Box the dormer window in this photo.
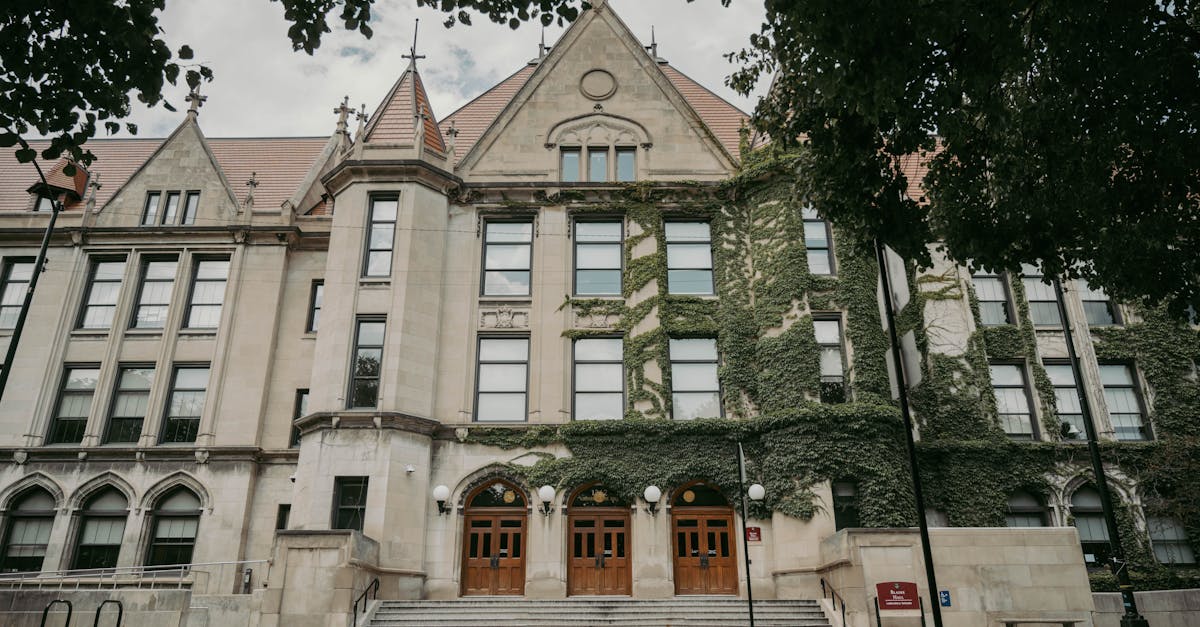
[551,115,648,183]
[141,191,200,226]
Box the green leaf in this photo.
[178,44,194,60]
[14,147,35,163]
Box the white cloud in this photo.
[125,0,767,139]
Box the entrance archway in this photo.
[670,481,738,595]
[566,484,631,596]
[461,479,527,596]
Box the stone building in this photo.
[0,2,1195,625]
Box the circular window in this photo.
[580,69,617,101]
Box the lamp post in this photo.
[737,443,764,627]
[537,485,556,515]
[643,485,662,516]
[433,485,450,515]
[1051,280,1148,627]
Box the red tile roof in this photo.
[0,136,327,214]
[659,65,750,161]
[440,64,537,166]
[365,68,447,154]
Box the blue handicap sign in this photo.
[939,590,951,607]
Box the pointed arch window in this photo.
[146,488,202,567]
[0,488,56,573]
[1071,486,1110,568]
[73,488,128,570]
[1004,490,1049,527]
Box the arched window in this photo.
[832,481,860,530]
[671,483,729,507]
[1070,486,1110,567]
[1005,490,1049,527]
[0,488,56,573]
[146,488,201,567]
[73,489,128,570]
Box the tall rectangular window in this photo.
[574,221,622,296]
[275,504,291,531]
[141,192,162,225]
[291,389,309,448]
[990,363,1034,439]
[561,148,581,182]
[350,319,385,408]
[1099,364,1148,440]
[0,260,34,329]
[185,258,228,329]
[814,318,846,403]
[160,192,181,225]
[669,338,721,420]
[802,207,834,275]
[104,366,154,444]
[665,222,713,295]
[160,366,210,443]
[132,259,177,329]
[181,192,200,225]
[1077,280,1119,326]
[47,367,99,444]
[482,222,533,296]
[1021,265,1062,327]
[616,148,636,182]
[1044,361,1085,438]
[588,147,608,182]
[1148,517,1196,565]
[574,338,623,420]
[475,337,529,422]
[307,281,324,332]
[364,197,397,277]
[78,259,126,330]
[972,270,1013,326]
[332,477,368,531]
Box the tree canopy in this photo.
[3,0,1198,314]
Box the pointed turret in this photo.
[360,20,447,159]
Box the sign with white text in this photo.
[876,581,919,610]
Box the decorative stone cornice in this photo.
[294,411,440,438]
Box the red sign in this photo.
[875,581,919,610]
[745,526,761,542]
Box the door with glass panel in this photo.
[671,483,737,595]
[461,481,527,595]
[567,485,631,595]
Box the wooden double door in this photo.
[672,507,738,595]
[567,509,631,595]
[461,512,526,595]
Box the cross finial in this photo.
[333,96,355,135]
[246,172,259,189]
[401,19,425,68]
[354,105,368,142]
[539,27,549,59]
[185,85,207,117]
[646,26,659,60]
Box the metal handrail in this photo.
[351,577,380,625]
[820,578,847,626]
[94,599,123,627]
[0,559,269,593]
[39,599,72,627]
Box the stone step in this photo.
[367,599,831,627]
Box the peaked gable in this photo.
[364,67,446,154]
[452,4,738,180]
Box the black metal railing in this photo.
[93,599,123,626]
[351,577,380,625]
[819,578,847,626]
[39,599,72,627]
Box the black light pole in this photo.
[0,159,67,402]
[736,442,756,627]
[1051,280,1148,627]
[873,240,943,627]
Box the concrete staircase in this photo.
[365,597,832,626]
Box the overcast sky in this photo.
[130,0,768,139]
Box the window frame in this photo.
[560,147,582,182]
[348,318,386,409]
[1076,280,1122,327]
[971,269,1016,326]
[180,191,200,226]
[0,258,35,330]
[1098,362,1151,441]
[71,489,128,570]
[331,477,369,531]
[130,256,179,330]
[1020,266,1063,328]
[572,336,625,421]
[668,337,723,420]
[141,192,162,225]
[615,146,636,182]
[802,206,836,276]
[832,481,860,530]
[46,364,100,445]
[813,314,847,403]
[183,256,230,330]
[362,195,399,278]
[306,280,324,333]
[144,489,202,568]
[1042,359,1086,440]
[158,364,210,444]
[1071,486,1112,569]
[0,489,56,574]
[664,220,715,296]
[988,361,1038,440]
[480,219,534,298]
[586,146,609,182]
[76,257,127,330]
[103,364,155,444]
[473,335,530,423]
[1004,490,1049,527]
[1147,516,1196,566]
[572,218,624,297]
[291,388,309,448]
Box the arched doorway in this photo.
[671,482,737,595]
[566,484,631,596]
[461,479,527,596]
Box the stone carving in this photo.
[573,307,619,329]
[480,306,529,329]
[12,450,26,465]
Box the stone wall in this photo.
[1093,588,1200,627]
[0,588,191,627]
